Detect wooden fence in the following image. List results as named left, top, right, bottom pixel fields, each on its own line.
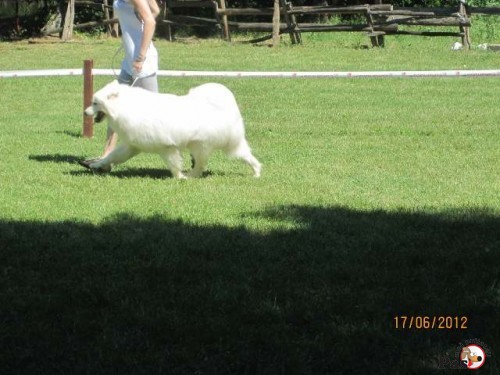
left=41, top=0, right=118, bottom=38
left=163, top=1, right=500, bottom=47
left=37, top=0, right=499, bottom=47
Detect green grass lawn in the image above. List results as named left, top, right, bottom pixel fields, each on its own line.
left=0, top=33, right=499, bottom=373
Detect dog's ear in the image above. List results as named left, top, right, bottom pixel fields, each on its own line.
left=107, top=92, right=119, bottom=101
left=106, top=80, right=121, bottom=100
left=107, top=86, right=120, bottom=101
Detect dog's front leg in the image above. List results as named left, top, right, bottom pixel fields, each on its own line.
left=90, top=144, right=139, bottom=172
left=160, top=148, right=186, bottom=179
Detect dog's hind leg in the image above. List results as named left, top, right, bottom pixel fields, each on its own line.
left=160, top=147, right=186, bottom=179
left=90, top=144, right=139, bottom=172
left=240, top=152, right=262, bottom=178
left=187, top=143, right=210, bottom=178
left=229, top=140, right=262, bottom=178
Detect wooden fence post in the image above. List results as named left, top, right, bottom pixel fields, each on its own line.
left=218, top=0, right=230, bottom=41
left=272, top=0, right=280, bottom=46
left=459, top=0, right=471, bottom=48
left=61, top=0, right=75, bottom=40
left=83, top=59, right=94, bottom=138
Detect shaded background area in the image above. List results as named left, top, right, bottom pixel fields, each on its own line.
left=1, top=206, right=499, bottom=373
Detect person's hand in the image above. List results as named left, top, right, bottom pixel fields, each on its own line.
left=133, top=59, right=144, bottom=75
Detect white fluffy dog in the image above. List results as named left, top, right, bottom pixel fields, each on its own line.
left=84, top=81, right=261, bottom=179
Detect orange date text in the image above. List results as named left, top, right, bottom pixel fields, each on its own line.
left=393, top=316, right=468, bottom=330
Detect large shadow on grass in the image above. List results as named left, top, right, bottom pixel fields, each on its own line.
left=1, top=206, right=499, bottom=374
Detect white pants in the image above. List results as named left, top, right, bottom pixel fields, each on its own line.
left=118, top=70, right=158, bottom=93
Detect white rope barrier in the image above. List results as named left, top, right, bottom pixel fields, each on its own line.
left=155, top=69, right=500, bottom=78
left=1, top=68, right=500, bottom=79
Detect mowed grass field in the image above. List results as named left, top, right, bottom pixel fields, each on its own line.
left=0, top=34, right=499, bottom=373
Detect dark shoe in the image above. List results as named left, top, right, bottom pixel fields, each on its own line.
left=78, top=158, right=112, bottom=173
left=78, top=158, right=99, bottom=170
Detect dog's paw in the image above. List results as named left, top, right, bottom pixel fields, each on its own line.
left=89, top=161, right=112, bottom=173
left=172, top=171, right=188, bottom=179
left=253, top=166, right=261, bottom=178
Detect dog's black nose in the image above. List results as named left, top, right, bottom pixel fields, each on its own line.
left=477, top=356, right=482, bottom=361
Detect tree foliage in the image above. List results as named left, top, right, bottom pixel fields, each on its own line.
left=0, top=0, right=104, bottom=39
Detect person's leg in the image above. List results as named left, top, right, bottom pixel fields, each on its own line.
left=99, top=70, right=136, bottom=157
left=134, top=74, right=158, bottom=93
left=118, top=70, right=133, bottom=85
left=102, top=125, right=119, bottom=157
left=90, top=144, right=140, bottom=172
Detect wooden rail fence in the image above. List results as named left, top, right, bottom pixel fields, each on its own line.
left=36, top=0, right=499, bottom=47
left=163, top=1, right=500, bottom=47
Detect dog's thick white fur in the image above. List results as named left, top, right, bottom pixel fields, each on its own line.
left=84, top=80, right=261, bottom=178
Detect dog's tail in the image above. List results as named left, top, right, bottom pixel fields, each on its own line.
left=228, top=136, right=262, bottom=178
